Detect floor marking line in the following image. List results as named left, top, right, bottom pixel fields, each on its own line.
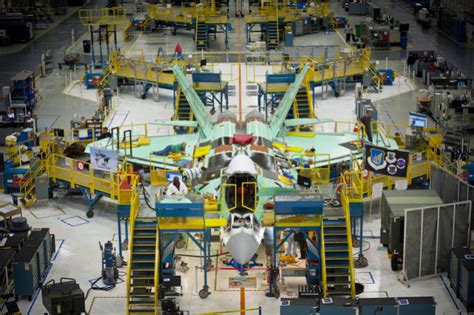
left=439, top=274, right=461, bottom=313
left=52, top=239, right=65, bottom=261
left=49, top=115, right=61, bottom=129
left=60, top=215, right=90, bottom=227
left=107, top=111, right=117, bottom=128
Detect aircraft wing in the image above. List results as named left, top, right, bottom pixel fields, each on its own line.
left=153, top=120, right=199, bottom=127
left=284, top=118, right=333, bottom=127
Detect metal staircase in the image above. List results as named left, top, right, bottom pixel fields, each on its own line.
left=172, top=65, right=213, bottom=138
left=127, top=218, right=159, bottom=314
left=321, top=202, right=356, bottom=298
left=367, top=62, right=382, bottom=92
left=196, top=20, right=208, bottom=50
left=290, top=87, right=313, bottom=119
left=266, top=20, right=279, bottom=50
left=174, top=86, right=193, bottom=121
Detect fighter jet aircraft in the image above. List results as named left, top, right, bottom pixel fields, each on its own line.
left=88, top=64, right=397, bottom=265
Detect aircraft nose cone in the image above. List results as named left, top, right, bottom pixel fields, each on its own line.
left=225, top=231, right=260, bottom=264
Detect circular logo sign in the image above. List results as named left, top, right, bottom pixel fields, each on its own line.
left=396, top=158, right=406, bottom=169
left=387, top=165, right=397, bottom=175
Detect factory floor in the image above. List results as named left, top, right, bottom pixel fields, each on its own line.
left=0, top=0, right=472, bottom=314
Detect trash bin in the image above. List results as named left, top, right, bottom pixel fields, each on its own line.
left=400, top=36, right=408, bottom=49
left=83, top=40, right=91, bottom=53
left=355, top=23, right=361, bottom=38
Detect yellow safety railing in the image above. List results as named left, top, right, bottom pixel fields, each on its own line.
left=150, top=157, right=173, bottom=186
left=149, top=3, right=228, bottom=24
left=340, top=186, right=356, bottom=298
left=123, top=21, right=134, bottom=42
left=45, top=153, right=136, bottom=203
left=296, top=153, right=331, bottom=184
left=320, top=220, right=327, bottom=298
left=153, top=225, right=160, bottom=314
left=79, top=7, right=127, bottom=26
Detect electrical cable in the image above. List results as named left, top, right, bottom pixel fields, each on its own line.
left=352, top=240, right=371, bottom=256
left=176, top=252, right=229, bottom=258
left=84, top=277, right=115, bottom=301
left=141, top=184, right=156, bottom=211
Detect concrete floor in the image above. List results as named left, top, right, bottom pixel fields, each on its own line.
left=1, top=0, right=472, bottom=314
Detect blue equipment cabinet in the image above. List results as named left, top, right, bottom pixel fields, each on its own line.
left=319, top=297, right=357, bottom=314
left=4, top=167, right=28, bottom=194
left=359, top=298, right=398, bottom=315
left=459, top=258, right=474, bottom=312
left=280, top=298, right=317, bottom=315
left=13, top=228, right=54, bottom=300
left=396, top=297, right=436, bottom=314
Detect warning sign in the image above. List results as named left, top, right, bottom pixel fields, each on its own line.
left=228, top=276, right=257, bottom=289
left=77, top=160, right=86, bottom=172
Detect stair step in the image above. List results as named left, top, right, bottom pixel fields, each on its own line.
left=129, top=292, right=154, bottom=297
left=324, top=239, right=348, bottom=244
left=128, top=307, right=155, bottom=313
left=324, top=231, right=348, bottom=236
left=131, top=266, right=154, bottom=271
left=326, top=264, right=350, bottom=269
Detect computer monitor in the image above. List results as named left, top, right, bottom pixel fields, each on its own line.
left=166, top=172, right=183, bottom=182
left=409, top=112, right=427, bottom=128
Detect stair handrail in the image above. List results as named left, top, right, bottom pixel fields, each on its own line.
left=153, top=223, right=160, bottom=314
left=304, top=72, right=314, bottom=118
left=174, top=85, right=182, bottom=120
left=340, top=180, right=356, bottom=298
left=19, top=158, right=44, bottom=200
left=125, top=174, right=140, bottom=315
left=321, top=220, right=327, bottom=298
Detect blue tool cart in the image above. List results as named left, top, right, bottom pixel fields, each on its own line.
left=319, top=297, right=357, bottom=314
left=359, top=298, right=398, bottom=315
left=396, top=296, right=436, bottom=314
left=280, top=298, right=318, bottom=314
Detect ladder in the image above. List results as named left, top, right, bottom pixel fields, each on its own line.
left=195, top=20, right=208, bottom=50
left=321, top=207, right=356, bottom=298
left=266, top=20, right=279, bottom=50
left=127, top=218, right=159, bottom=314
left=19, top=159, right=45, bottom=208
